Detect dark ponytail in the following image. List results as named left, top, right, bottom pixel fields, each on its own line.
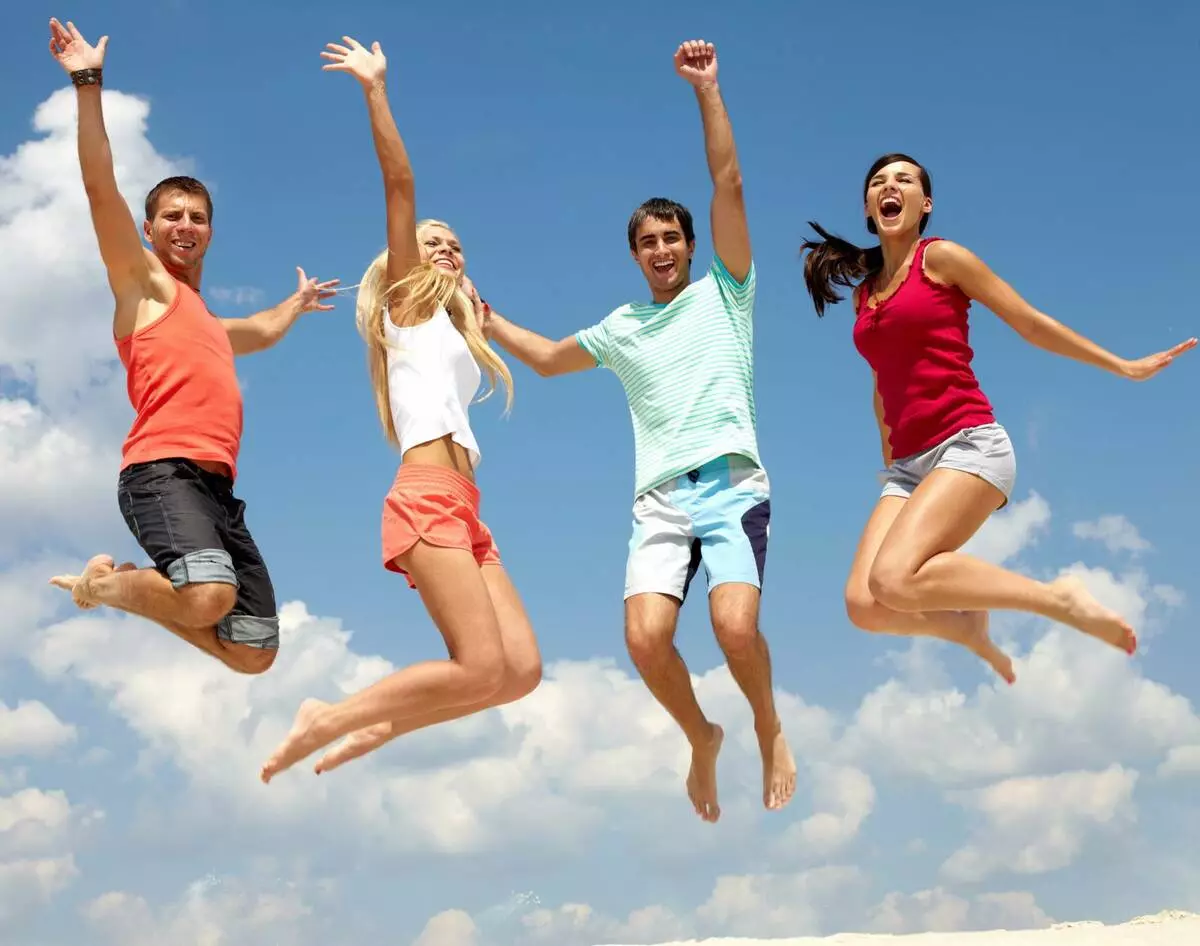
left=800, top=222, right=883, bottom=318
left=800, top=152, right=932, bottom=317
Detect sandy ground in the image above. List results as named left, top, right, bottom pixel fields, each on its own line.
left=611, top=911, right=1200, bottom=946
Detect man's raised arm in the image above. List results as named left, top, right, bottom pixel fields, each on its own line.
left=49, top=19, right=162, bottom=305
left=220, top=267, right=340, bottom=356
left=674, top=39, right=751, bottom=283
left=486, top=311, right=597, bottom=378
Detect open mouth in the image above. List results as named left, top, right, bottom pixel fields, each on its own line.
left=432, top=257, right=458, bottom=271
left=651, top=259, right=675, bottom=278
left=879, top=195, right=903, bottom=221
left=171, top=239, right=196, bottom=251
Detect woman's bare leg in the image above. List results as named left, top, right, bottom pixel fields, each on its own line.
left=845, top=496, right=1015, bottom=682
left=868, top=469, right=1136, bottom=653
left=312, top=563, right=542, bottom=773
left=260, top=541, right=509, bottom=782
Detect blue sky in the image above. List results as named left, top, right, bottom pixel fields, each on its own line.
left=1, top=1, right=1198, bottom=944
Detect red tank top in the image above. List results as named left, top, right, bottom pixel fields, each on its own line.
left=116, top=279, right=244, bottom=478
left=853, top=237, right=995, bottom=459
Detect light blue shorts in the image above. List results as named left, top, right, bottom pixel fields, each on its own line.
left=625, top=454, right=770, bottom=602
left=882, top=422, right=1017, bottom=506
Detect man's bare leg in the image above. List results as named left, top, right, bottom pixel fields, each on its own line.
left=625, top=592, right=724, bottom=823
left=709, top=582, right=796, bottom=811
left=49, top=554, right=270, bottom=674
left=312, top=563, right=542, bottom=774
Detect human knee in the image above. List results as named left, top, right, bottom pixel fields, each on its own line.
left=458, top=641, right=509, bottom=703
left=226, top=645, right=277, bottom=675
left=713, top=615, right=759, bottom=656
left=625, top=618, right=675, bottom=668
left=179, top=582, right=237, bottom=627
left=866, top=555, right=919, bottom=612
left=500, top=651, right=542, bottom=703
left=845, top=585, right=887, bottom=632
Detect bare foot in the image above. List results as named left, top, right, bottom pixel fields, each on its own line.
left=261, top=698, right=332, bottom=784
left=757, top=723, right=796, bottom=810
left=313, top=721, right=396, bottom=774
left=1051, top=575, right=1137, bottom=654
left=686, top=723, right=723, bottom=823
left=959, top=611, right=1016, bottom=684
left=48, top=554, right=114, bottom=610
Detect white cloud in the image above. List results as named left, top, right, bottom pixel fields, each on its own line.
left=694, top=866, right=867, bottom=939
left=962, top=492, right=1051, bottom=565
left=0, top=700, right=76, bottom=757
left=209, top=286, right=266, bottom=307
left=1073, top=515, right=1152, bottom=556
left=0, top=784, right=95, bottom=926
left=775, top=765, right=875, bottom=858
left=1157, top=745, right=1200, bottom=778
left=83, top=873, right=325, bottom=946
left=940, top=766, right=1138, bottom=882
left=0, top=855, right=78, bottom=923
left=0, top=88, right=182, bottom=414
left=415, top=909, right=481, bottom=946
left=867, top=887, right=1054, bottom=934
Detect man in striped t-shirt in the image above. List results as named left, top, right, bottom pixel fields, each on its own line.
left=486, top=39, right=794, bottom=824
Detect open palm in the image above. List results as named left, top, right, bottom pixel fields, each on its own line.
left=1123, top=337, right=1197, bottom=381
left=321, top=36, right=386, bottom=87
left=48, top=17, right=106, bottom=74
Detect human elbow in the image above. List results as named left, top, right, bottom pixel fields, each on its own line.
left=716, top=169, right=744, bottom=197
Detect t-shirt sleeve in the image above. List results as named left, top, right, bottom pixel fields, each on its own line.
left=574, top=319, right=610, bottom=368
left=709, top=255, right=756, bottom=319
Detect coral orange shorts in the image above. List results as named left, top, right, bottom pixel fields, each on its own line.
left=381, top=463, right=501, bottom=588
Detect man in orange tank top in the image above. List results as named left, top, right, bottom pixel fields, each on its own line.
left=45, top=18, right=338, bottom=675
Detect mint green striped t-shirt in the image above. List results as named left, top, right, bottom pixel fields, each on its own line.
left=575, top=256, right=762, bottom=498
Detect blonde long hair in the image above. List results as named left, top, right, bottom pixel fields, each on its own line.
left=354, top=220, right=514, bottom=447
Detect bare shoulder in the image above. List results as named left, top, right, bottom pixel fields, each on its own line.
left=923, top=238, right=979, bottom=286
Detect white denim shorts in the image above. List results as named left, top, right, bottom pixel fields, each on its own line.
left=881, top=423, right=1016, bottom=505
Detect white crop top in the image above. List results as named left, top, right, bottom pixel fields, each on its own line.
left=384, top=305, right=483, bottom=467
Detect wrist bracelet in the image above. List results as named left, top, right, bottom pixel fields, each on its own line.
left=71, top=68, right=103, bottom=87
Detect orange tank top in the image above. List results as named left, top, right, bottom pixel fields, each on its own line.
left=116, top=279, right=244, bottom=479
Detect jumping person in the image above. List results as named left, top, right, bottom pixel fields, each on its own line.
left=484, top=40, right=794, bottom=823
left=260, top=35, right=541, bottom=782
left=45, top=18, right=338, bottom=674
left=800, top=152, right=1196, bottom=683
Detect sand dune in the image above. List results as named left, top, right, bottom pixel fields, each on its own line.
left=615, top=911, right=1200, bottom=946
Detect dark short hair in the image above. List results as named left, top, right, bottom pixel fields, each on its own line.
left=627, top=197, right=694, bottom=249
left=144, top=176, right=213, bottom=222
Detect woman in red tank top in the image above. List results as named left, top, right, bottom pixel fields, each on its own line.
left=799, top=153, right=1194, bottom=684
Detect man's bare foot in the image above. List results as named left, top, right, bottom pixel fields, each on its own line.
left=48, top=553, right=115, bottom=610
left=261, top=698, right=332, bottom=784
left=757, top=722, right=796, bottom=810
left=314, top=721, right=396, bottom=774
left=959, top=611, right=1016, bottom=684
left=1051, top=575, right=1137, bottom=654
left=686, top=723, right=723, bottom=824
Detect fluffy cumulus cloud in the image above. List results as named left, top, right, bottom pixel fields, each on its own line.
left=3, top=85, right=1200, bottom=945
left=1073, top=515, right=1152, bottom=556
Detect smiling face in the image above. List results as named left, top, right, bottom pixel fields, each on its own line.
left=418, top=223, right=465, bottom=283
left=863, top=159, right=932, bottom=238
left=143, top=190, right=212, bottom=274
left=631, top=215, right=693, bottom=300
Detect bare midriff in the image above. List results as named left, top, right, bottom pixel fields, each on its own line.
left=401, top=433, right=476, bottom=480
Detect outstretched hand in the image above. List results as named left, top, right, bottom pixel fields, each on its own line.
left=674, top=39, right=718, bottom=87
left=295, top=267, right=340, bottom=313
left=321, top=35, right=386, bottom=87
left=48, top=17, right=106, bottom=74
left=1121, top=337, right=1197, bottom=381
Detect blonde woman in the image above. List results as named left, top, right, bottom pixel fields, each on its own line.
left=261, top=35, right=541, bottom=782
